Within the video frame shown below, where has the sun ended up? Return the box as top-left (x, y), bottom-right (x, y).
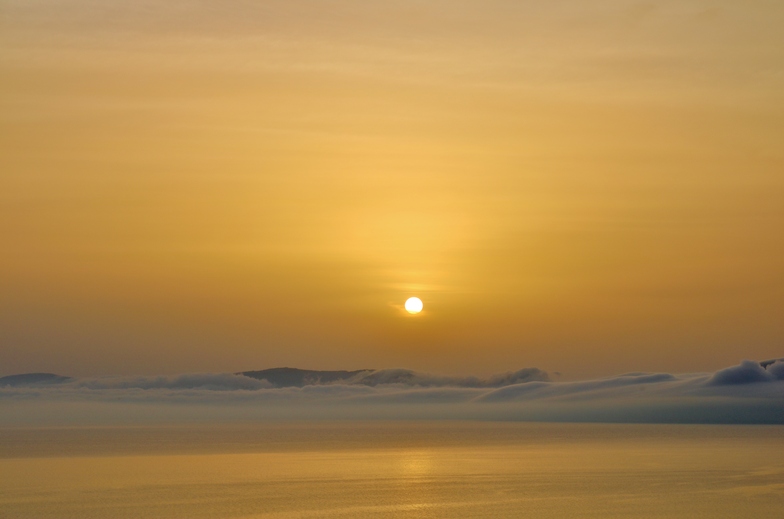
top-left (404, 297), bottom-right (423, 314)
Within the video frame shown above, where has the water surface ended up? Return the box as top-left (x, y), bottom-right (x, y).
top-left (1, 423), bottom-right (782, 518)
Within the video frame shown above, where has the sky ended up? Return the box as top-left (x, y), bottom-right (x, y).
top-left (1, 0), bottom-right (783, 379)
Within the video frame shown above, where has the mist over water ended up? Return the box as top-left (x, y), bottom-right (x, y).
top-left (2, 362), bottom-right (782, 517)
top-left (2, 361), bottom-right (783, 425)
top-left (1, 422), bottom-right (782, 519)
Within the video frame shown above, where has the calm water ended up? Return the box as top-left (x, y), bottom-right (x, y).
top-left (0, 423), bottom-right (782, 518)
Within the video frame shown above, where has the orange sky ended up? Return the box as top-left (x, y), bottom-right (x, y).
top-left (1, 0), bottom-right (783, 378)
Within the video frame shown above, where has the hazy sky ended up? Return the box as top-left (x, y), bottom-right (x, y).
top-left (1, 0), bottom-right (783, 378)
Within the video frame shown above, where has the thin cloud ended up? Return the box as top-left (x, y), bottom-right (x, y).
top-left (75, 373), bottom-right (273, 391)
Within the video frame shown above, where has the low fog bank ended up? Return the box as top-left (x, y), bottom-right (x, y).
top-left (1, 360), bottom-right (782, 426)
top-left (239, 367), bottom-right (552, 388)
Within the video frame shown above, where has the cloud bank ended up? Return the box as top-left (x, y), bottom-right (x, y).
top-left (1, 361), bottom-right (782, 426)
top-left (708, 359), bottom-right (784, 385)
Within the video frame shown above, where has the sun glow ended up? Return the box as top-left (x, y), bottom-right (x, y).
top-left (404, 297), bottom-right (423, 314)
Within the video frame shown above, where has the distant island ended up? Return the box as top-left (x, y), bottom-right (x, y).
top-left (0, 373), bottom-right (72, 387)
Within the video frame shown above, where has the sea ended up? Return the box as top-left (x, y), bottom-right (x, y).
top-left (1, 422), bottom-right (782, 518)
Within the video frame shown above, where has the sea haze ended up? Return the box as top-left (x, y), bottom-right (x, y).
top-left (1, 360), bottom-right (782, 425)
top-left (2, 362), bottom-right (782, 518)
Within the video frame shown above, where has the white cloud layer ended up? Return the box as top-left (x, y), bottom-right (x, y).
top-left (1, 361), bottom-right (782, 426)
